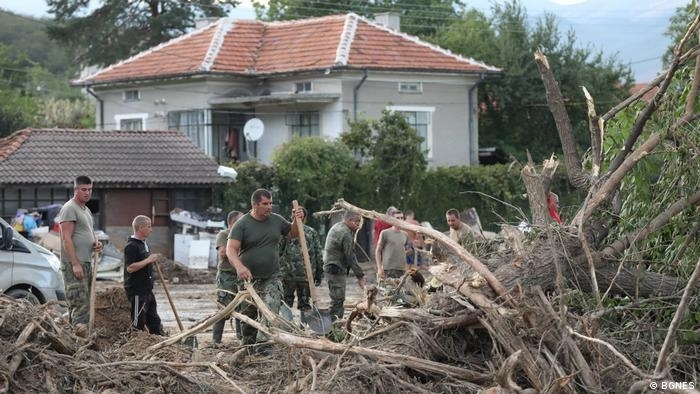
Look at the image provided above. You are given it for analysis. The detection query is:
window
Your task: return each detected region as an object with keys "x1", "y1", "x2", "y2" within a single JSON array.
[
  {"x1": 0, "y1": 187, "x2": 73, "y2": 224},
  {"x1": 286, "y1": 112, "x2": 319, "y2": 137},
  {"x1": 398, "y1": 82, "x2": 422, "y2": 94},
  {"x1": 120, "y1": 119, "x2": 142, "y2": 130},
  {"x1": 387, "y1": 106, "x2": 435, "y2": 159},
  {"x1": 168, "y1": 110, "x2": 207, "y2": 150},
  {"x1": 173, "y1": 189, "x2": 210, "y2": 212},
  {"x1": 123, "y1": 90, "x2": 141, "y2": 102},
  {"x1": 295, "y1": 82, "x2": 312, "y2": 93},
  {"x1": 115, "y1": 113, "x2": 148, "y2": 130}
]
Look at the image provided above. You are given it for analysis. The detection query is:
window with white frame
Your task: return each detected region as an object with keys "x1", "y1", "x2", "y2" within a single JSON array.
[
  {"x1": 295, "y1": 81, "x2": 312, "y2": 93},
  {"x1": 168, "y1": 110, "x2": 208, "y2": 150},
  {"x1": 286, "y1": 111, "x2": 319, "y2": 137},
  {"x1": 123, "y1": 90, "x2": 141, "y2": 102},
  {"x1": 115, "y1": 113, "x2": 148, "y2": 130},
  {"x1": 387, "y1": 106, "x2": 434, "y2": 158},
  {"x1": 398, "y1": 82, "x2": 422, "y2": 94}
]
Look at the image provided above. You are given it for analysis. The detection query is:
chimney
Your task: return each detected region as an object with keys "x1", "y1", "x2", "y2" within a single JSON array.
[
  {"x1": 195, "y1": 17, "x2": 220, "y2": 29},
  {"x1": 373, "y1": 12, "x2": 400, "y2": 32}
]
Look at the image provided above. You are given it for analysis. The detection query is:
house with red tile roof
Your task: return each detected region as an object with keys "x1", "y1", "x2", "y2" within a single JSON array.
[
  {"x1": 0, "y1": 128, "x2": 232, "y2": 255},
  {"x1": 629, "y1": 83, "x2": 659, "y2": 102},
  {"x1": 72, "y1": 13, "x2": 500, "y2": 167}
]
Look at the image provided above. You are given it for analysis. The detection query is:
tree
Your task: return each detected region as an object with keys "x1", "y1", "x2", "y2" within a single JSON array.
[
  {"x1": 0, "y1": 44, "x2": 40, "y2": 136},
  {"x1": 271, "y1": 136, "x2": 356, "y2": 220},
  {"x1": 254, "y1": 0, "x2": 462, "y2": 37},
  {"x1": 36, "y1": 98, "x2": 94, "y2": 128},
  {"x1": 342, "y1": 110, "x2": 427, "y2": 210},
  {"x1": 434, "y1": 0, "x2": 633, "y2": 162},
  {"x1": 0, "y1": 11, "x2": 73, "y2": 76},
  {"x1": 662, "y1": 1, "x2": 698, "y2": 68},
  {"x1": 254, "y1": 0, "x2": 372, "y2": 21},
  {"x1": 46, "y1": 0, "x2": 240, "y2": 67}
]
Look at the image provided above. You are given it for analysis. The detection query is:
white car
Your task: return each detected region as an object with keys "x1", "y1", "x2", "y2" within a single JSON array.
[{"x1": 0, "y1": 217, "x2": 65, "y2": 304}]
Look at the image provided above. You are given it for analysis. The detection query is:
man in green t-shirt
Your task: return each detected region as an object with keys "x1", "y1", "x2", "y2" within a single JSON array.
[
  {"x1": 226, "y1": 189, "x2": 302, "y2": 346},
  {"x1": 376, "y1": 210, "x2": 411, "y2": 280},
  {"x1": 212, "y1": 210, "x2": 243, "y2": 344}
]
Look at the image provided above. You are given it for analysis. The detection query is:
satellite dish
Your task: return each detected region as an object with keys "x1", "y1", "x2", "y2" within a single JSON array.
[{"x1": 243, "y1": 118, "x2": 264, "y2": 141}]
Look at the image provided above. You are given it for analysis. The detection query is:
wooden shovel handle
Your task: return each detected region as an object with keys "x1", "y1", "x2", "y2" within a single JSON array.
[
  {"x1": 154, "y1": 259, "x2": 184, "y2": 332},
  {"x1": 88, "y1": 252, "x2": 99, "y2": 336},
  {"x1": 292, "y1": 200, "x2": 318, "y2": 304}
]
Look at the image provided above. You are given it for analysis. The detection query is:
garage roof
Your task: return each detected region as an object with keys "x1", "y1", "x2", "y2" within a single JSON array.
[{"x1": 0, "y1": 129, "x2": 232, "y2": 186}]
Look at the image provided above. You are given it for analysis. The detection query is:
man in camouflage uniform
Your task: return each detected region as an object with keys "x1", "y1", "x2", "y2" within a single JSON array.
[
  {"x1": 226, "y1": 189, "x2": 303, "y2": 346},
  {"x1": 212, "y1": 210, "x2": 243, "y2": 344},
  {"x1": 279, "y1": 206, "x2": 323, "y2": 316},
  {"x1": 323, "y1": 211, "x2": 366, "y2": 320}
]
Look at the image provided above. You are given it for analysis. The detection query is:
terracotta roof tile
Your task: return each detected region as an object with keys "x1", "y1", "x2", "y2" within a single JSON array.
[
  {"x1": 0, "y1": 129, "x2": 30, "y2": 161},
  {"x1": 79, "y1": 23, "x2": 222, "y2": 84},
  {"x1": 74, "y1": 13, "x2": 499, "y2": 86},
  {"x1": 0, "y1": 129, "x2": 231, "y2": 186},
  {"x1": 630, "y1": 83, "x2": 659, "y2": 102}
]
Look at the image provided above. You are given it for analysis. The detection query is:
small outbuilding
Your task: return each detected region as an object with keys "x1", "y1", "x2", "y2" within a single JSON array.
[{"x1": 0, "y1": 128, "x2": 234, "y2": 255}]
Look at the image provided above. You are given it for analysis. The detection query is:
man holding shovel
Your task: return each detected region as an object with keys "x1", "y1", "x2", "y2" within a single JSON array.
[
  {"x1": 123, "y1": 215, "x2": 164, "y2": 335},
  {"x1": 279, "y1": 206, "x2": 323, "y2": 319},
  {"x1": 58, "y1": 175, "x2": 103, "y2": 337},
  {"x1": 324, "y1": 211, "x2": 366, "y2": 320},
  {"x1": 212, "y1": 210, "x2": 243, "y2": 344},
  {"x1": 226, "y1": 189, "x2": 302, "y2": 347}
]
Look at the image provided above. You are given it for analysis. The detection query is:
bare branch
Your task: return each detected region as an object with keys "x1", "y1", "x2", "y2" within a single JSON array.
[
  {"x1": 654, "y1": 257, "x2": 700, "y2": 375},
  {"x1": 534, "y1": 49, "x2": 589, "y2": 189},
  {"x1": 568, "y1": 327, "x2": 665, "y2": 380},
  {"x1": 602, "y1": 43, "x2": 700, "y2": 122},
  {"x1": 521, "y1": 155, "x2": 558, "y2": 226},
  {"x1": 599, "y1": 190, "x2": 700, "y2": 259},
  {"x1": 608, "y1": 14, "x2": 700, "y2": 174},
  {"x1": 582, "y1": 86, "x2": 603, "y2": 176},
  {"x1": 573, "y1": 133, "x2": 661, "y2": 227}
]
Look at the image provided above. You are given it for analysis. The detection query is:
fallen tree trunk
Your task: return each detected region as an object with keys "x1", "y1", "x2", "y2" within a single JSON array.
[{"x1": 231, "y1": 309, "x2": 491, "y2": 384}]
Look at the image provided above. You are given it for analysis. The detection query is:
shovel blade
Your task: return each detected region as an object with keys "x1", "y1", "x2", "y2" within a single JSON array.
[
  {"x1": 184, "y1": 335, "x2": 198, "y2": 348},
  {"x1": 279, "y1": 303, "x2": 294, "y2": 322},
  {"x1": 302, "y1": 308, "x2": 333, "y2": 335}
]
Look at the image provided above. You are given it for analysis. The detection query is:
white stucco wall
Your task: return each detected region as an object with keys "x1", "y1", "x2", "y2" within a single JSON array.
[{"x1": 91, "y1": 71, "x2": 482, "y2": 166}]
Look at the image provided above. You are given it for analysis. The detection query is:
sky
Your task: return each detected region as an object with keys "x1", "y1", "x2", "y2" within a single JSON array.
[{"x1": 1, "y1": 0, "x2": 690, "y2": 82}]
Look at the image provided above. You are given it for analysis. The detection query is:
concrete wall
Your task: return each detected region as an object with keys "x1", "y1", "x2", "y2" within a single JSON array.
[
  {"x1": 93, "y1": 71, "x2": 481, "y2": 167},
  {"x1": 107, "y1": 225, "x2": 170, "y2": 256},
  {"x1": 341, "y1": 71, "x2": 479, "y2": 167}
]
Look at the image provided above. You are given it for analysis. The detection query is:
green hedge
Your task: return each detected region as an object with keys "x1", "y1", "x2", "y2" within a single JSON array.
[{"x1": 218, "y1": 160, "x2": 577, "y2": 233}]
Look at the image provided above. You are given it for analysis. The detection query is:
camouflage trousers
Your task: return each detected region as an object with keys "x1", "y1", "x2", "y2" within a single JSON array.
[
  {"x1": 238, "y1": 275, "x2": 282, "y2": 345},
  {"x1": 60, "y1": 261, "x2": 93, "y2": 325},
  {"x1": 213, "y1": 270, "x2": 240, "y2": 343},
  {"x1": 282, "y1": 277, "x2": 310, "y2": 311},
  {"x1": 325, "y1": 271, "x2": 347, "y2": 320}
]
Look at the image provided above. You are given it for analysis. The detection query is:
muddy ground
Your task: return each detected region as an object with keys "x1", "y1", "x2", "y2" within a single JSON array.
[
  {"x1": 4, "y1": 258, "x2": 471, "y2": 394},
  {"x1": 97, "y1": 260, "x2": 377, "y2": 345}
]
